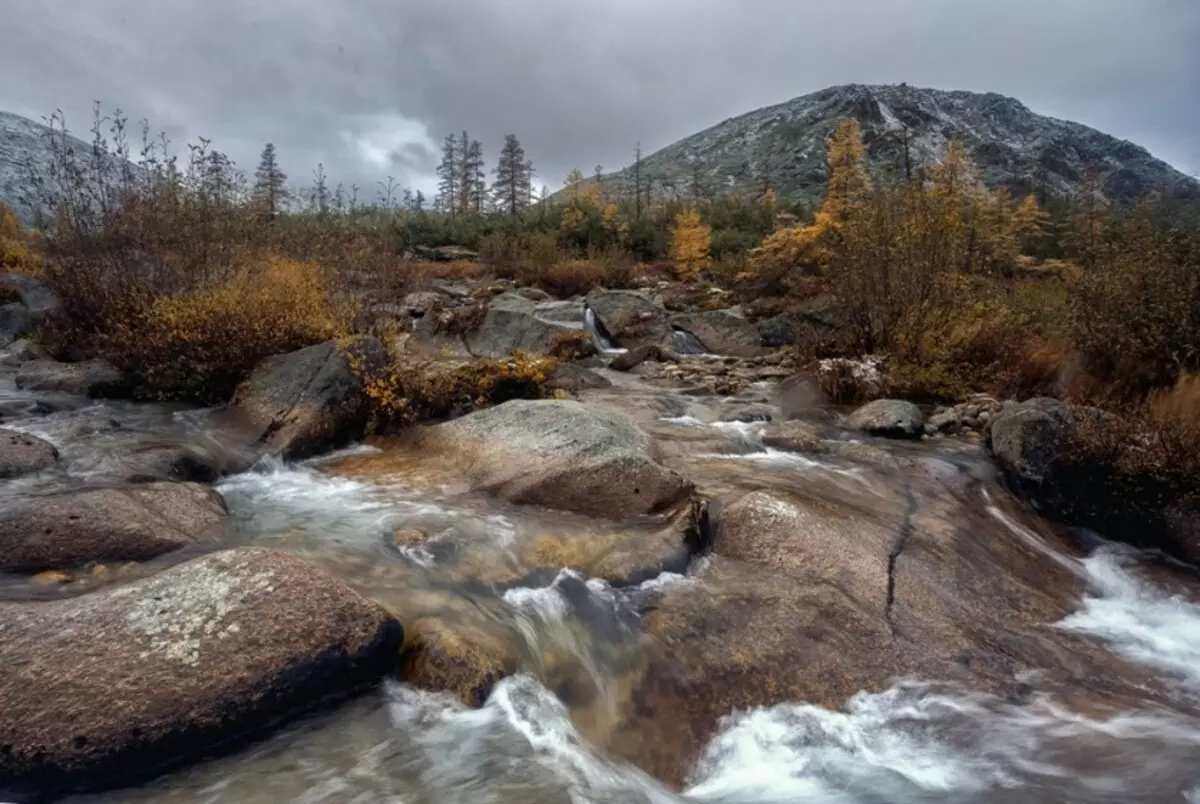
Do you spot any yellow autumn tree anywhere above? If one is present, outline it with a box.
[0,204,41,274]
[821,119,870,228]
[670,208,711,281]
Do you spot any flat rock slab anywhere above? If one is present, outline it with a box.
[415,399,693,519]
[0,548,403,800]
[0,427,57,478]
[0,482,228,573]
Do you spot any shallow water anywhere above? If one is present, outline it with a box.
[7,365,1200,803]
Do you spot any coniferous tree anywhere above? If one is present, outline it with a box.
[252,142,288,218]
[436,133,458,217]
[467,138,486,214]
[309,163,329,216]
[632,141,643,219]
[493,134,533,217]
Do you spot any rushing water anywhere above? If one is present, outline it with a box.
[6,362,1200,803]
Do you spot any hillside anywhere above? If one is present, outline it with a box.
[587,84,1197,206]
[0,111,85,227]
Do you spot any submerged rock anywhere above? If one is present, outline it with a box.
[586,289,674,350]
[229,336,387,461]
[670,310,766,358]
[0,548,402,800]
[402,617,516,708]
[846,398,925,439]
[414,399,693,519]
[0,427,57,478]
[761,420,824,453]
[0,482,228,573]
[15,359,133,398]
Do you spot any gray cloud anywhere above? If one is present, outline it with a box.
[5,0,1198,201]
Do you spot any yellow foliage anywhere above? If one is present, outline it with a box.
[108,254,352,403]
[669,208,711,281]
[0,204,44,276]
[822,120,870,226]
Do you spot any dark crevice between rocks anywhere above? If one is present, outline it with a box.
[886,480,918,626]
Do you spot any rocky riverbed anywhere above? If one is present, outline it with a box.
[2,286,1200,803]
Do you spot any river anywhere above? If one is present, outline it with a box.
[4,363,1200,803]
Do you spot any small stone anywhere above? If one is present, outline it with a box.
[392,529,427,547]
[30,570,71,586]
[91,565,111,581]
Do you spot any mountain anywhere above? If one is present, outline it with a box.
[589,84,1197,207]
[0,111,75,227]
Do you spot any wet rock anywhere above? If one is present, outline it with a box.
[587,500,704,586]
[463,292,586,358]
[119,441,256,484]
[414,399,693,519]
[822,439,903,469]
[0,301,32,346]
[0,482,228,573]
[847,399,925,439]
[722,404,774,423]
[402,617,515,707]
[670,310,767,358]
[622,479,1153,787]
[0,428,58,478]
[15,359,133,398]
[0,337,49,367]
[761,420,824,453]
[586,289,674,350]
[609,344,680,372]
[229,336,387,461]
[546,363,613,392]
[0,548,402,800]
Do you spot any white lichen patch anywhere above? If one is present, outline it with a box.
[123,553,276,667]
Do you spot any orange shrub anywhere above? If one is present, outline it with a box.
[107,254,353,403]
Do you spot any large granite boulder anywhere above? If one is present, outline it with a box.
[670,310,766,358]
[0,482,228,573]
[463,292,587,358]
[228,336,388,461]
[0,548,402,800]
[413,399,693,519]
[586,290,674,350]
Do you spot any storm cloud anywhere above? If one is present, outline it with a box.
[5,0,1198,199]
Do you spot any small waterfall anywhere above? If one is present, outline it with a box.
[584,307,627,357]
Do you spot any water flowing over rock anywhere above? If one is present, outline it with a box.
[0,427,57,478]
[585,289,675,350]
[847,398,925,439]
[15,359,132,398]
[0,482,228,573]
[0,548,403,800]
[412,399,693,519]
[227,336,387,461]
[670,310,766,358]
[761,420,824,453]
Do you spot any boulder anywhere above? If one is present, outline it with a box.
[609,344,680,372]
[670,310,766,358]
[756,294,846,349]
[400,291,450,317]
[413,399,693,519]
[0,428,58,479]
[846,398,925,439]
[228,336,388,461]
[585,289,674,350]
[0,548,402,800]
[987,397,1078,488]
[0,302,32,346]
[15,359,133,398]
[463,292,587,358]
[722,404,774,423]
[0,338,49,367]
[0,482,228,573]
[0,273,59,315]
[761,420,824,453]
[118,441,257,484]
[928,409,963,435]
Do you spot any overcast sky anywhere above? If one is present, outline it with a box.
[5,0,1198,200]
